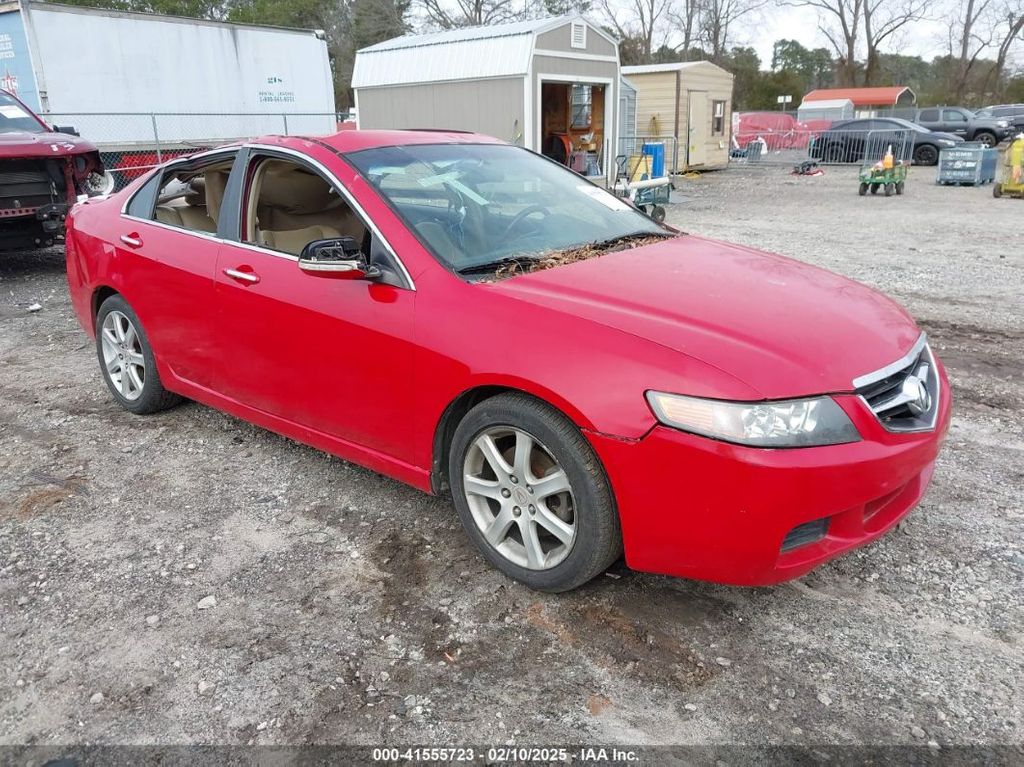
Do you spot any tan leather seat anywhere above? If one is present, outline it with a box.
[253,162,365,253]
[154,175,218,233]
[204,170,228,224]
[259,224,342,255]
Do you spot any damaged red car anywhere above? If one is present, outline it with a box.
[64,131,951,592]
[0,88,109,248]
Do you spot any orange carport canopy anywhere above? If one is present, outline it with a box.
[802,87,915,107]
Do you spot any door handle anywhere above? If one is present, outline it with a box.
[224,267,260,284]
[120,233,142,248]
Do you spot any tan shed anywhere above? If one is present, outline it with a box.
[621,61,734,172]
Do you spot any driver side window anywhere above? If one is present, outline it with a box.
[243,157,367,256]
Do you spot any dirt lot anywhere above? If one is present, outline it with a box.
[1,166,1021,750]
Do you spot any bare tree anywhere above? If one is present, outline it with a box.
[785,0,864,85]
[597,0,674,62]
[419,0,529,28]
[862,0,930,84]
[991,2,1024,88]
[667,0,701,58]
[699,0,767,62]
[948,0,996,100]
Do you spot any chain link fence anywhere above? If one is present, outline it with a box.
[731,128,917,167]
[42,112,339,190]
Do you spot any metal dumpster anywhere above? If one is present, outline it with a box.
[936,144,999,185]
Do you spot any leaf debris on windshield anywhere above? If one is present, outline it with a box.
[488,233,675,281]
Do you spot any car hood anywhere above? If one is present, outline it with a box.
[490,236,921,399]
[0,130,98,157]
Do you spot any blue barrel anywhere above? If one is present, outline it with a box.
[642,143,666,178]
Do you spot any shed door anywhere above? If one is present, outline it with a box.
[687,91,708,167]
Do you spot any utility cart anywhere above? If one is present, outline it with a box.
[613,154,673,222]
[858,160,908,197]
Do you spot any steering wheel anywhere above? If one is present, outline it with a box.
[503,204,550,239]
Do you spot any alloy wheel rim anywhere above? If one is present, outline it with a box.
[462,426,577,571]
[100,311,145,401]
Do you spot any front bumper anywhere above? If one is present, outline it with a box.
[586,367,952,586]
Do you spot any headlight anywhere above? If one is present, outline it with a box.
[938,139,956,146]
[646,391,861,448]
[998,120,1010,127]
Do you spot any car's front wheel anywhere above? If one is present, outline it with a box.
[96,295,181,414]
[448,393,621,592]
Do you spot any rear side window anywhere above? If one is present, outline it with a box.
[125,173,161,218]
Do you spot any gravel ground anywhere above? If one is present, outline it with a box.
[1,166,1021,750]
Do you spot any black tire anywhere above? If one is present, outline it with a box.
[858,182,869,196]
[870,184,879,195]
[448,392,621,592]
[95,294,182,415]
[896,181,905,195]
[974,131,997,148]
[884,183,894,197]
[994,182,1003,198]
[913,144,939,166]
[651,205,666,223]
[824,143,845,163]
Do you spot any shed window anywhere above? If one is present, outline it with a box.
[570,22,587,49]
[571,85,592,129]
[712,100,726,135]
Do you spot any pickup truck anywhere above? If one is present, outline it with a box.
[975,104,1024,134]
[0,88,110,249]
[909,106,1012,147]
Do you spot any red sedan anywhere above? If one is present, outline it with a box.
[65,131,951,592]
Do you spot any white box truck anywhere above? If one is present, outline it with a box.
[0,1,337,183]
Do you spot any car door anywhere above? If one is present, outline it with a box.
[212,146,418,463]
[941,109,970,136]
[115,150,237,389]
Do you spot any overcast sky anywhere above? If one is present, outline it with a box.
[738,8,951,69]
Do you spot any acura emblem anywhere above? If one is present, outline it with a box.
[901,374,931,416]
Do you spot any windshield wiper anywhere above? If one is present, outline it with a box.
[589,230,674,249]
[457,256,539,275]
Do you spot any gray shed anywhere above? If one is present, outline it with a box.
[352,16,621,183]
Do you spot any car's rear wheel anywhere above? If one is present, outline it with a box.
[913,144,939,166]
[448,393,621,592]
[96,295,181,414]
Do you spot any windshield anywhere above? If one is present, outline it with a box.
[0,93,46,134]
[346,143,665,273]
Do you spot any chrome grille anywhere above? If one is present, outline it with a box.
[853,334,940,433]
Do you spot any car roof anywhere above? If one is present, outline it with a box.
[249,130,507,154]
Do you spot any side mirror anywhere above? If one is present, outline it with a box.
[54,125,80,136]
[297,238,381,280]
